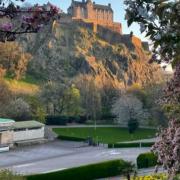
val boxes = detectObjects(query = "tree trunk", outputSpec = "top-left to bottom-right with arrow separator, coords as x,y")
127,174 -> 130,180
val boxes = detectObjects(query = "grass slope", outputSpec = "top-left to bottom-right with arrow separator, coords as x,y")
5,78 -> 39,95
53,127 -> 156,144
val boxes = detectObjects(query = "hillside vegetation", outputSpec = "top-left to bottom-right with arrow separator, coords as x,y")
0,21 -> 165,125
19,21 -> 163,88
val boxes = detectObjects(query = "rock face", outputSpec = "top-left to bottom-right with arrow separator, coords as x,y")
20,21 -> 163,89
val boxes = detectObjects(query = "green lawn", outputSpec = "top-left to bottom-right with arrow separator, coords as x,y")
53,127 -> 156,144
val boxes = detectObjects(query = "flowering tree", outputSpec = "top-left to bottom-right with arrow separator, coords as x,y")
111,94 -> 149,133
124,0 -> 180,178
152,119 -> 180,179
0,0 -> 60,42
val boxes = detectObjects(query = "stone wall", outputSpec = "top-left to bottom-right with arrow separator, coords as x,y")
0,131 -> 13,145
97,26 -> 149,51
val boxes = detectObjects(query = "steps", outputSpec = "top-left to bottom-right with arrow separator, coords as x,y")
14,138 -> 48,147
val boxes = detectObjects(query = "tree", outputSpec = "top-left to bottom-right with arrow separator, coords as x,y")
0,0 -> 60,42
152,119 -> 180,179
63,84 -> 82,116
25,95 -> 46,123
40,82 -> 82,116
124,0 -> 180,178
40,82 -> 67,115
0,42 -> 32,79
128,84 -> 168,126
6,97 -> 31,120
0,80 -> 12,117
128,118 -> 139,134
76,75 -> 102,122
112,94 -> 148,133
125,0 -> 180,65
101,84 -> 120,120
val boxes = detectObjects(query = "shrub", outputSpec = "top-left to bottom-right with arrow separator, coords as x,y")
0,170 -> 25,180
57,135 -> 86,142
137,152 -> 158,169
27,160 -> 131,180
108,142 -> 154,148
128,118 -> 139,134
46,116 -> 86,125
46,116 -> 68,125
132,174 -> 180,180
132,174 -> 168,180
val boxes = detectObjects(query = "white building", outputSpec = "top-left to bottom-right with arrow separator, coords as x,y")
0,118 -> 45,151
13,121 -> 45,142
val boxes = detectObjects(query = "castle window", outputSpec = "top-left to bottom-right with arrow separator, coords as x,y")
81,7 -> 85,18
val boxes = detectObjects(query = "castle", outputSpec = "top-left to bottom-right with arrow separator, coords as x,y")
67,0 -> 122,34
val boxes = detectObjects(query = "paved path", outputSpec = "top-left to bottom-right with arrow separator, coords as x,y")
0,141 -> 150,175
120,138 -> 158,143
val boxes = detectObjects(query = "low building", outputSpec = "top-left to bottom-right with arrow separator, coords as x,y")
0,118 -> 15,148
0,119 -> 45,150
13,121 -> 45,142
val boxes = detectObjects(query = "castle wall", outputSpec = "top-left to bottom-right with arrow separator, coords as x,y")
97,26 -> 149,51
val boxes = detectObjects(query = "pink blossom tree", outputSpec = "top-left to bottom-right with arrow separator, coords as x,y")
125,0 -> 180,179
0,0 -> 60,42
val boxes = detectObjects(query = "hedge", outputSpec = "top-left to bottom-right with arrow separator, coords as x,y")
46,116 -> 87,125
57,135 -> 86,142
108,142 -> 154,148
137,152 -> 158,169
46,116 -> 68,125
27,160 -> 131,180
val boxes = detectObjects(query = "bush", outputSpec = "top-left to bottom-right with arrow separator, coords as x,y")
46,116 -> 86,125
128,118 -> 139,134
108,142 -> 154,148
0,170 -> 25,180
57,135 -> 86,142
133,174 -> 168,180
46,116 -> 68,125
27,160 -> 131,180
133,174 -> 180,180
137,152 -> 158,169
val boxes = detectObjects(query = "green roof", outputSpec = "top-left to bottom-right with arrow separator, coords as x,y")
13,120 -> 44,129
0,118 -> 15,124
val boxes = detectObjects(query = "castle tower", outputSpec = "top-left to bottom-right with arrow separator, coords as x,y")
86,0 -> 94,20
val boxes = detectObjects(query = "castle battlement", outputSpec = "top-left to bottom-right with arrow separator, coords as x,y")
67,0 -> 122,34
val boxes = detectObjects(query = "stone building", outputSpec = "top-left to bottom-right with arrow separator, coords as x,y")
68,0 -> 122,34
0,118 -> 14,149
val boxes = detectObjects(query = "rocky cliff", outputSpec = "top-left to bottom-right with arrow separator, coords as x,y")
19,21 -> 163,89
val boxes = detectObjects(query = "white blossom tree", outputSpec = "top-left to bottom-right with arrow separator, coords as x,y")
112,94 -> 149,132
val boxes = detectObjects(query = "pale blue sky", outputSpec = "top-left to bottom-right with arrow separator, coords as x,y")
25,0 -> 147,40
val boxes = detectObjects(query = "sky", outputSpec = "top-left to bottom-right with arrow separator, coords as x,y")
25,0 -> 148,41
